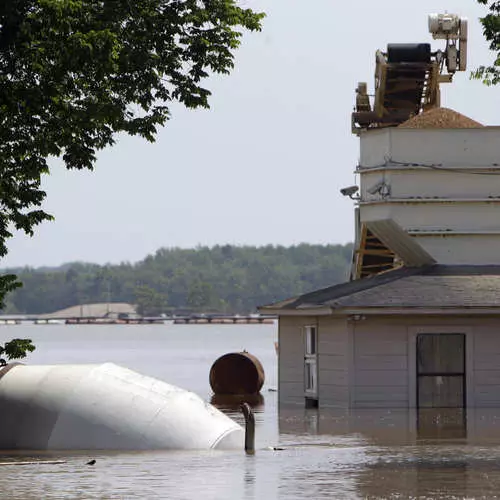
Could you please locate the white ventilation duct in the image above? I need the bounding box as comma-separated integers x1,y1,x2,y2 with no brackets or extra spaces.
0,363,243,450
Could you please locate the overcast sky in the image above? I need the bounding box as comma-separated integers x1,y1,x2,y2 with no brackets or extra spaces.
2,0,498,268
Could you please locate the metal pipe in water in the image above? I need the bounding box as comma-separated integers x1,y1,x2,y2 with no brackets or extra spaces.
240,402,255,455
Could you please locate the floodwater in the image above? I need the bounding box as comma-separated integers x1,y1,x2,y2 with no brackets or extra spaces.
1,324,500,499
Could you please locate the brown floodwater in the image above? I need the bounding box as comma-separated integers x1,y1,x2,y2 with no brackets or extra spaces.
0,323,499,499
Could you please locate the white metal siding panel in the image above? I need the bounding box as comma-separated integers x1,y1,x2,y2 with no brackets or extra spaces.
280,314,500,409
416,236,500,265
361,203,500,232
320,339,349,356
475,354,500,370
318,317,349,408
360,128,500,168
278,316,309,406
355,370,408,386
473,327,500,407
318,354,348,371
355,355,408,371
318,367,349,385
358,128,500,267
474,371,500,385
320,386,350,407
360,169,500,200
359,129,391,167
353,323,409,408
354,387,408,407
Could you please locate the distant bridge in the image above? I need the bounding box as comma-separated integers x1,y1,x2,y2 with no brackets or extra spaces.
172,315,276,325
0,314,277,325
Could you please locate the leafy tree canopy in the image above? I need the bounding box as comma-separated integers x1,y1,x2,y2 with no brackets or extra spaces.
0,338,35,361
474,1,500,84
0,0,264,358
2,244,353,316
0,0,263,299
135,284,168,316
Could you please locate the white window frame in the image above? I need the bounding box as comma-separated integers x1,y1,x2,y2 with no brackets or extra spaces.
305,325,317,355
304,325,318,397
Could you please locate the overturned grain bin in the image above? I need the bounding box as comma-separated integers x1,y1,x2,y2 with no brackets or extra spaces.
0,363,243,450
210,352,265,395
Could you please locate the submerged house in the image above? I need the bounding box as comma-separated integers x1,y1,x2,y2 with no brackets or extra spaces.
260,15,500,410
260,116,500,410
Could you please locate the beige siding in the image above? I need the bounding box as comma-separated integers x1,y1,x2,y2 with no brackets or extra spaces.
278,316,309,406
352,321,409,408
279,314,500,409
278,316,350,408
318,317,349,408
472,327,500,407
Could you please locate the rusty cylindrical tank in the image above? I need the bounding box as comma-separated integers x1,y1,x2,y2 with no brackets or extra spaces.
209,352,265,395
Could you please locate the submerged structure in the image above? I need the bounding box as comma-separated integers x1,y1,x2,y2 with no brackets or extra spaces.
261,14,500,411
0,363,243,450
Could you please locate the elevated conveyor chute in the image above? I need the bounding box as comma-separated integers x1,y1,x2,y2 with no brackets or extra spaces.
352,13,467,134
349,13,468,280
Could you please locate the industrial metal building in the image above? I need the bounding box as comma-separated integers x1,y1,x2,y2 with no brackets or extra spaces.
261,14,500,410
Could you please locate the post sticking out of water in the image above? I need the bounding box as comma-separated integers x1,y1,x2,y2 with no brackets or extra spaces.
241,403,255,455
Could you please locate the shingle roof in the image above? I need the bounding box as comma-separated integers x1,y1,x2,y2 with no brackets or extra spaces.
260,265,500,310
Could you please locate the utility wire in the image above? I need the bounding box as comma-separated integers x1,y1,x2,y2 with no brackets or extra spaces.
358,158,500,176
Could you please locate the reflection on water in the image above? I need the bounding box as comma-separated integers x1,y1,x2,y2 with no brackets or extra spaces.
1,324,500,498
278,406,500,499
417,408,467,440
210,393,265,411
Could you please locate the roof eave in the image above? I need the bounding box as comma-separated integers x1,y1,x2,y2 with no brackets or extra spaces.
336,306,500,316
257,306,334,316
259,305,500,317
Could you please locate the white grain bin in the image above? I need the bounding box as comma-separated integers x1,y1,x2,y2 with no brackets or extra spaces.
0,363,243,450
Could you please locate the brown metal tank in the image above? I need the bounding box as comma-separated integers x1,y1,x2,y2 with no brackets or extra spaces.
209,352,265,395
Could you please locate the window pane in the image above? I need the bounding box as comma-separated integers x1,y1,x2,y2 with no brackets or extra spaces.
418,376,464,408
305,363,312,390
417,334,464,374
305,327,317,355
305,360,317,392
310,327,316,355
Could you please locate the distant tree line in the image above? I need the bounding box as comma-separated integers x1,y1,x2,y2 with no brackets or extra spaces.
1,244,353,316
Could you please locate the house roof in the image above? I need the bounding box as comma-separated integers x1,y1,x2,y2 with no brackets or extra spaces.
259,265,500,313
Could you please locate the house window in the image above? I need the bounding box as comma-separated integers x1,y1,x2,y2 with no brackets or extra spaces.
305,326,317,355
304,325,318,401
305,362,315,392
416,333,465,408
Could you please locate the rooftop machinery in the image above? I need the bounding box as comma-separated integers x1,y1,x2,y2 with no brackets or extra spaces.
352,13,468,134
348,13,469,280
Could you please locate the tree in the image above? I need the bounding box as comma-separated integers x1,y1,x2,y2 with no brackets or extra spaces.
0,0,264,297
187,280,214,310
4,244,354,315
0,0,264,357
0,338,35,363
134,285,168,316
473,1,500,84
